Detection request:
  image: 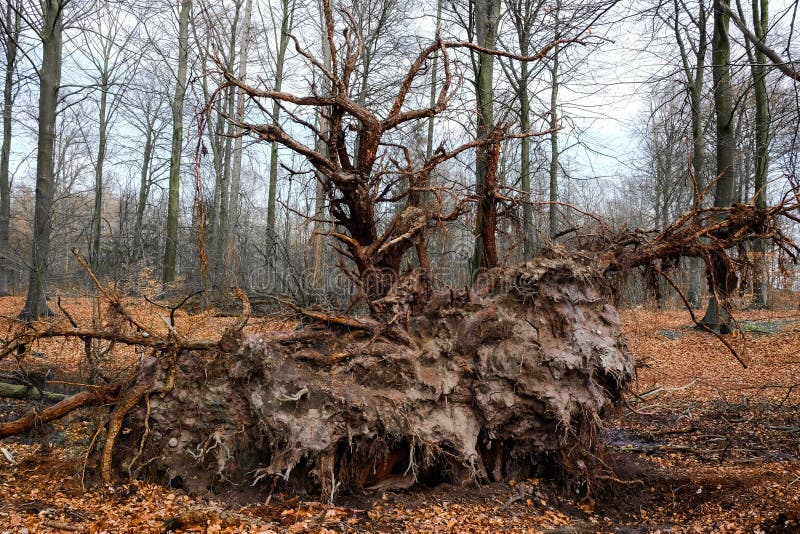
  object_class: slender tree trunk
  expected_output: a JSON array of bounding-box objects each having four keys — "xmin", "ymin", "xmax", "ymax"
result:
[
  {"xmin": 700, "ymin": 0, "xmax": 736, "ymax": 332},
  {"xmin": 672, "ymin": 0, "xmax": 707, "ymax": 308},
  {"xmin": 90, "ymin": 70, "xmax": 109, "ymax": 272},
  {"xmin": 472, "ymin": 0, "xmax": 501, "ymax": 272},
  {"xmin": 267, "ymin": 0, "xmax": 293, "ymax": 254},
  {"xmin": 0, "ymin": 1, "xmax": 20, "ymax": 296},
  {"xmin": 548, "ymin": 54, "xmax": 559, "ymax": 238},
  {"xmin": 224, "ymin": 0, "xmax": 253, "ymax": 287},
  {"xmin": 21, "ymin": 0, "xmax": 64, "ymax": 319},
  {"xmin": 133, "ymin": 121, "xmax": 155, "ymax": 261},
  {"xmin": 196, "ymin": 34, "xmax": 225, "ymax": 282},
  {"xmin": 750, "ymin": 0, "xmax": 769, "ymax": 308},
  {"xmin": 163, "ymin": 0, "xmax": 192, "ymax": 284},
  {"xmin": 519, "ymin": 54, "xmax": 534, "ymax": 258},
  {"xmin": 686, "ymin": 6, "xmax": 707, "ymax": 308},
  {"xmin": 308, "ymin": 0, "xmax": 331, "ymax": 286},
  {"xmin": 215, "ymin": 2, "xmax": 241, "ymax": 283},
  {"xmin": 548, "ymin": 0, "xmax": 561, "ymax": 239},
  {"xmin": 425, "ymin": 0, "xmax": 442, "ymax": 163}
]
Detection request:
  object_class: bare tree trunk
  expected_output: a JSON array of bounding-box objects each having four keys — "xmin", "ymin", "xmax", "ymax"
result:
[
  {"xmin": 423, "ymin": 0, "xmax": 443, "ymax": 216},
  {"xmin": 518, "ymin": 60, "xmax": 535, "ymax": 258},
  {"xmin": 267, "ymin": 0, "xmax": 293, "ymax": 255},
  {"xmin": 163, "ymin": 0, "xmax": 192, "ymax": 284},
  {"xmin": 548, "ymin": 0, "xmax": 561, "ymax": 239},
  {"xmin": 308, "ymin": 0, "xmax": 332, "ymax": 286},
  {"xmin": 508, "ymin": 0, "xmax": 539, "ymax": 259},
  {"xmin": 700, "ymin": 0, "xmax": 736, "ymax": 332},
  {"xmin": 749, "ymin": 0, "xmax": 769, "ymax": 308},
  {"xmin": 425, "ymin": 0, "xmax": 442, "ymax": 166},
  {"xmin": 224, "ymin": 0, "xmax": 254, "ymax": 287},
  {"xmin": 21, "ymin": 0, "xmax": 65, "ymax": 319},
  {"xmin": 90, "ymin": 69, "xmax": 109, "ymax": 272},
  {"xmin": 0, "ymin": 1, "xmax": 20, "ymax": 296},
  {"xmin": 216, "ymin": 1, "xmax": 242, "ymax": 285},
  {"xmin": 672, "ymin": 0, "xmax": 707, "ymax": 308},
  {"xmin": 133, "ymin": 121, "xmax": 155, "ymax": 261},
  {"xmin": 472, "ymin": 0, "xmax": 501, "ymax": 272}
]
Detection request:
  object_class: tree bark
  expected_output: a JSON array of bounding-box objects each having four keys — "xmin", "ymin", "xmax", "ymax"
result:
[
  {"xmin": 700, "ymin": 0, "xmax": 737, "ymax": 332},
  {"xmin": 214, "ymin": 1, "xmax": 243, "ymax": 285},
  {"xmin": 0, "ymin": 383, "xmax": 120, "ymax": 438},
  {"xmin": 0, "ymin": 382, "xmax": 67, "ymax": 402},
  {"xmin": 749, "ymin": 0, "xmax": 769, "ymax": 308},
  {"xmin": 472, "ymin": 0, "xmax": 501, "ymax": 272},
  {"xmin": 267, "ymin": 0, "xmax": 293, "ymax": 255},
  {"xmin": 307, "ymin": 0, "xmax": 333, "ymax": 287},
  {"xmin": 133, "ymin": 118, "xmax": 155, "ymax": 261},
  {"xmin": 509, "ymin": 0, "xmax": 539, "ymax": 258},
  {"xmin": 548, "ymin": 0, "xmax": 561, "ymax": 239},
  {"xmin": 224, "ymin": 0, "xmax": 254, "ymax": 287},
  {"xmin": 672, "ymin": 0, "xmax": 707, "ymax": 308},
  {"xmin": 0, "ymin": 1, "xmax": 20, "ymax": 296},
  {"xmin": 163, "ymin": 0, "xmax": 192, "ymax": 284},
  {"xmin": 424, "ymin": 0, "xmax": 443, "ymax": 211},
  {"xmin": 21, "ymin": 0, "xmax": 65, "ymax": 319},
  {"xmin": 90, "ymin": 69, "xmax": 109, "ymax": 272}
]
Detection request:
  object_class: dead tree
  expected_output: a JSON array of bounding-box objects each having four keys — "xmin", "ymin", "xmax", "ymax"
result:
[{"xmin": 216, "ymin": 4, "xmax": 566, "ymax": 318}]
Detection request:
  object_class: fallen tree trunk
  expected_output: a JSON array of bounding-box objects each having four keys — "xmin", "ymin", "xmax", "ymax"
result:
[
  {"xmin": 0, "ymin": 381, "xmax": 67, "ymax": 402},
  {"xmin": 0, "ymin": 383, "xmax": 120, "ymax": 438},
  {"xmin": 111, "ymin": 253, "xmax": 633, "ymax": 496}
]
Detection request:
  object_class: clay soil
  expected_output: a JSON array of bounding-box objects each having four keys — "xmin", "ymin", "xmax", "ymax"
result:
[{"xmin": 1, "ymin": 296, "xmax": 799, "ymax": 533}]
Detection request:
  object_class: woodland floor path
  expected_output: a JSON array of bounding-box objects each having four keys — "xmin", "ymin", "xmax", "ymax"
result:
[{"xmin": 0, "ymin": 298, "xmax": 799, "ymax": 533}]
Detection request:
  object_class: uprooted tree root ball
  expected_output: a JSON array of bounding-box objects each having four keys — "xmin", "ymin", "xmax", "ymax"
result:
[{"xmin": 110, "ymin": 253, "xmax": 633, "ymax": 497}]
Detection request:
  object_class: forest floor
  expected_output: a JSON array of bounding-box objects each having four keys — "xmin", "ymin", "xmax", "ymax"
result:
[{"xmin": 1, "ymin": 295, "xmax": 799, "ymax": 533}]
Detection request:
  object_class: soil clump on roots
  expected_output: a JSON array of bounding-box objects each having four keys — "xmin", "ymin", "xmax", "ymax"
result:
[{"xmin": 113, "ymin": 252, "xmax": 633, "ymax": 498}]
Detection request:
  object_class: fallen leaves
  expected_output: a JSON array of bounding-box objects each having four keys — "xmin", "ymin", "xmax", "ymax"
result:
[{"xmin": 0, "ymin": 299, "xmax": 799, "ymax": 532}]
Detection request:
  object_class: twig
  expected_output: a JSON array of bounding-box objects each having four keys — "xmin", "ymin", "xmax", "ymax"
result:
[
  {"xmin": 41, "ymin": 521, "xmax": 82, "ymax": 532},
  {"xmin": 637, "ymin": 378, "xmax": 700, "ymax": 399},
  {"xmin": 500, "ymin": 486, "xmax": 527, "ymax": 511}
]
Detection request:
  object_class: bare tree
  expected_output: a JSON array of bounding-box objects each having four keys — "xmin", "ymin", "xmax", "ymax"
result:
[
  {"xmin": 547, "ymin": 0, "xmax": 562, "ymax": 239},
  {"xmin": 265, "ymin": 0, "xmax": 295, "ymax": 254},
  {"xmin": 223, "ymin": 0, "xmax": 254, "ymax": 286},
  {"xmin": 0, "ymin": 0, "xmax": 22, "ymax": 295},
  {"xmin": 79, "ymin": 2, "xmax": 138, "ymax": 272},
  {"xmin": 163, "ymin": 0, "xmax": 192, "ymax": 284},
  {"xmin": 126, "ymin": 67, "xmax": 170, "ymax": 262},
  {"xmin": 505, "ymin": 0, "xmax": 546, "ymax": 258},
  {"xmin": 736, "ymin": 0, "xmax": 770, "ymax": 308},
  {"xmin": 20, "ymin": 0, "xmax": 71, "ymax": 318},
  {"xmin": 217, "ymin": 3, "xmax": 560, "ymax": 314},
  {"xmin": 699, "ymin": 0, "xmax": 736, "ymax": 332},
  {"xmin": 472, "ymin": 0, "xmax": 502, "ymax": 272},
  {"xmin": 669, "ymin": 0, "xmax": 709, "ymax": 308}
]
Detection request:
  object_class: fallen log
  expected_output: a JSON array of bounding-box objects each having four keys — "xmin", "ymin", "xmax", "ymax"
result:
[
  {"xmin": 0, "ymin": 382, "xmax": 121, "ymax": 438},
  {"xmin": 0, "ymin": 381, "xmax": 67, "ymax": 402}
]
